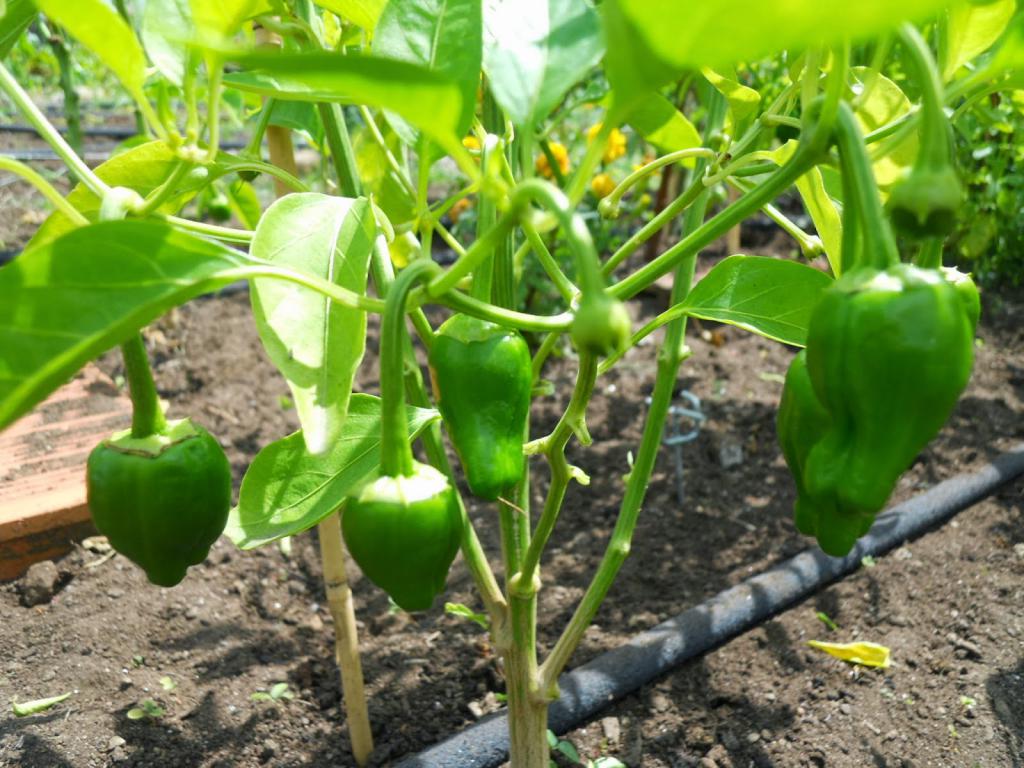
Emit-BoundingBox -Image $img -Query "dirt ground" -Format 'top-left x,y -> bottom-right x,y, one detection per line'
1,259 -> 1022,768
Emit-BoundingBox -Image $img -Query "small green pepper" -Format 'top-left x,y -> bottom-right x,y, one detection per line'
428,315 -> 531,500
342,463 -> 462,611
87,419 -> 231,587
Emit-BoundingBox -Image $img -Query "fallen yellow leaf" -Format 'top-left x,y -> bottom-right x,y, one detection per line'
808,640 -> 891,668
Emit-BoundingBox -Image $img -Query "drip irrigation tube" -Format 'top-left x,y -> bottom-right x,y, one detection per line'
396,444 -> 1024,768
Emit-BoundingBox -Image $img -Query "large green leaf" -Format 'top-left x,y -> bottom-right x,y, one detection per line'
681,255 -> 832,346
189,0 -> 259,40
34,0 -> 149,104
942,0 -> 1016,81
250,194 -> 375,455
0,0 -> 35,59
141,0 -> 192,86
373,0 -> 482,146
612,0 -> 952,73
482,0 -> 604,127
225,394 -> 440,549
0,221 -> 250,431
223,52 -> 465,158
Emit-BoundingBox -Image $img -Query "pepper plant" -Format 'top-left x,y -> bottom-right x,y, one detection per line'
0,1 -> 1020,766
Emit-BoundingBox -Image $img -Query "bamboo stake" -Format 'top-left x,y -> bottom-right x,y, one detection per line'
254,24 -> 374,766
317,513 -> 374,765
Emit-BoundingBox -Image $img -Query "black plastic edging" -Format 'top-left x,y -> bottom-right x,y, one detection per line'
396,444 -> 1024,768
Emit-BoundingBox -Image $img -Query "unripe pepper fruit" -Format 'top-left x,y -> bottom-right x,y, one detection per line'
428,315 -> 532,501
342,462 -> 462,612
802,264 -> 973,537
86,419 -> 232,587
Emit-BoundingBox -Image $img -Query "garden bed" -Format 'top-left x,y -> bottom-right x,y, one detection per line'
1,275 -> 1021,768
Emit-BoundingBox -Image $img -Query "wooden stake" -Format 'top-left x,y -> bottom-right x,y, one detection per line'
255,24 -> 374,766
317,513 -> 374,765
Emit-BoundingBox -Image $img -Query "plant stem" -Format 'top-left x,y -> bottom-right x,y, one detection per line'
164,216 -> 255,243
0,61 -> 109,198
522,219 -> 576,303
136,160 -> 192,218
833,102 -> 899,270
47,25 -> 83,156
369,241 -> 508,630
204,56 -> 224,162
610,147 -> 817,299
0,157 -> 88,224
379,259 -> 439,477
316,512 -> 374,766
898,23 -> 952,170
318,102 -> 362,197
121,333 -> 167,438
513,354 -> 598,593
539,91 -> 727,693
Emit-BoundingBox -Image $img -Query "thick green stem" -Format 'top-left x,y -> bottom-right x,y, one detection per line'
318,102 -> 363,197
121,333 -> 167,439
472,136 -> 498,303
378,259 -> 439,477
504,624 -> 547,768
898,24 -> 952,170
539,93 -> 726,693
522,220 -> 576,303
204,55 -> 224,162
916,237 -> 943,269
48,26 -> 82,156
513,354 -> 598,594
833,102 -> 899,270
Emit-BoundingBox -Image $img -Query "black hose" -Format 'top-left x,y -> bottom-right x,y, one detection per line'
395,444 -> 1024,768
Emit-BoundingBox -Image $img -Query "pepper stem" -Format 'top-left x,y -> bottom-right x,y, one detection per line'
898,24 -> 952,171
379,259 -> 440,478
832,102 -> 900,271
121,333 -> 167,439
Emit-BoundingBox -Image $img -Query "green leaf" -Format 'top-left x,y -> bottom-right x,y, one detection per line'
250,194 -> 375,455
625,91 -> 701,154
34,0 -> 149,104
141,0 -> 193,86
601,0 -> 679,105
483,0 -> 604,127
702,67 -> 761,129
444,601 -> 490,629
612,0 -> 952,72
11,693 -> 72,717
942,0 -> 1016,81
554,740 -> 580,762
373,0 -> 482,146
223,52 -> 465,158
189,0 -> 259,41
225,394 -> 440,549
763,141 -> 842,275
680,255 -> 833,346
314,0 -> 386,31
850,66 -> 917,189
353,120 -> 416,225
0,221 -> 250,431
27,141 -> 199,249
268,100 -> 325,146
224,179 -> 262,229
0,0 -> 35,59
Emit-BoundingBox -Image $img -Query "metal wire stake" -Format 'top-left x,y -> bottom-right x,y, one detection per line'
661,390 -> 705,504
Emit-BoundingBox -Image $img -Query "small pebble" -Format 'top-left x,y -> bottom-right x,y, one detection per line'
107,736 -> 126,751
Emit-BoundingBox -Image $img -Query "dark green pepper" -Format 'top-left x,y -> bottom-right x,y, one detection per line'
776,350 -> 830,539
342,462 -> 462,611
342,258 -> 463,611
798,264 -> 973,554
428,315 -> 531,500
86,418 -> 231,587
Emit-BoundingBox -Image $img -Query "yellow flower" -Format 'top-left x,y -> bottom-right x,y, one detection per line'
587,123 -> 627,164
462,135 -> 481,151
590,172 -> 616,199
449,197 -> 473,223
536,142 -> 570,179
